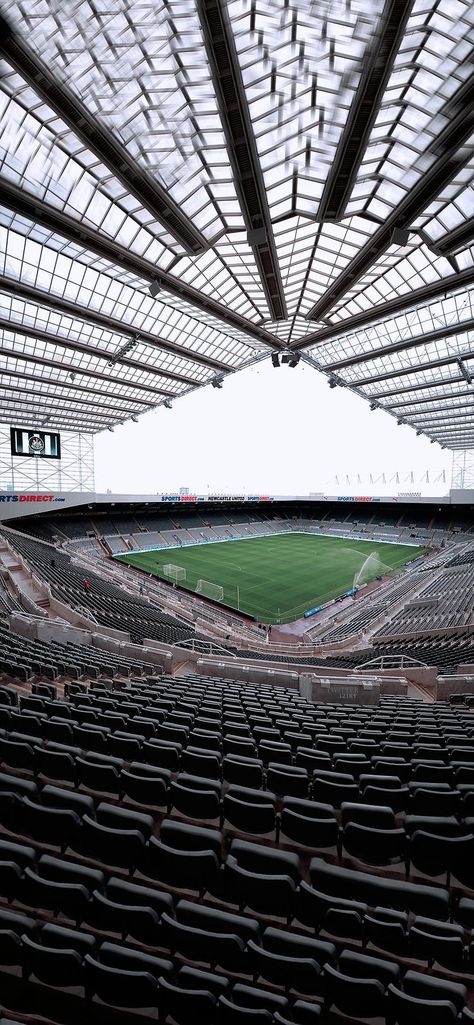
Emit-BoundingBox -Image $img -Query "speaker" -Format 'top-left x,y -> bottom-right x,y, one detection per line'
390,227 -> 410,246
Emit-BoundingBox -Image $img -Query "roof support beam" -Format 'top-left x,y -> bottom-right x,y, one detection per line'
0,316 -> 199,388
386,391 -> 474,410
353,350 -> 474,387
408,413 -> 474,428
372,376 -> 466,398
293,267 -> 474,350
0,379 -> 139,418
0,366 -> 156,409
306,61 -> 474,320
321,318 -> 474,372
318,0 -> 414,222
0,179 -> 279,350
0,16 -> 208,256
0,393 -> 117,425
425,218 -> 474,258
0,346 -> 174,399
0,401 -> 112,430
0,274 -> 226,374
196,0 -> 287,322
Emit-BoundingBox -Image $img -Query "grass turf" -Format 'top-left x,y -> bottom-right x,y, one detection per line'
114,533 -> 428,624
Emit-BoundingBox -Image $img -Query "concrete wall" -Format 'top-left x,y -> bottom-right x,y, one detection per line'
300,674 -> 380,704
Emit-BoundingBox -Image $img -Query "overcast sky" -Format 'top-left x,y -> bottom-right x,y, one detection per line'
94,359 -> 452,497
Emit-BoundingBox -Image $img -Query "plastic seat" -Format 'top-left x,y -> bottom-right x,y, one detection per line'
140,836 -> 219,892
313,776 -> 359,808
224,786 -> 276,835
120,768 -> 169,806
84,891 -> 160,944
341,802 -> 395,830
105,875 -> 173,918
85,942 -> 173,1008
76,756 -> 120,794
280,798 -> 338,850
323,963 -> 386,1019
342,822 -> 408,866
71,815 -> 146,869
295,880 -> 366,939
222,982 -> 289,1019
23,923 -> 95,988
161,912 -> 247,972
34,745 -> 77,784
182,747 -> 222,780
225,855 -> 295,918
267,763 -> 309,799
364,908 -> 407,956
22,797 -> 81,849
223,755 -> 264,789
409,917 -> 465,970
171,775 -> 221,821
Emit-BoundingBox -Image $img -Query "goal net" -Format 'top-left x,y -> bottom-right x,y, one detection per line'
196,579 -> 224,602
163,563 -> 186,583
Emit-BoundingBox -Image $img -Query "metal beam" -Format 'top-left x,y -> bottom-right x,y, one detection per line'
396,400 -> 474,417
197,0 -> 287,322
372,376 -> 466,398
353,350 -> 474,387
0,316 -> 199,388
322,318 -> 474,372
0,400 -> 111,429
0,275 -> 226,374
0,380 -> 135,418
408,414 -> 474,427
386,391 -> 474,410
0,179 -> 279,349
426,218 -> 474,258
306,61 -> 474,321
0,366 -> 156,409
0,15 -> 209,256
0,346 -> 174,399
318,0 -> 414,222
293,267 -> 474,350
0,369 -> 152,407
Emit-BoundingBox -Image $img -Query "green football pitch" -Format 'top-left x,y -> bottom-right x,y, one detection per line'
114,533 -> 428,624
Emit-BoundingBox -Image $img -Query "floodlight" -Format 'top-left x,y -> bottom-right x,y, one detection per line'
288,353 -> 300,368
370,401 -> 378,411
149,280 -> 161,298
163,399 -> 173,409
271,354 -> 280,368
131,415 -> 138,422
212,378 -> 223,389
328,377 -> 337,388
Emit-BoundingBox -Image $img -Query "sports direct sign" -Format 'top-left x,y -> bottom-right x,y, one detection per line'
0,494 -> 66,504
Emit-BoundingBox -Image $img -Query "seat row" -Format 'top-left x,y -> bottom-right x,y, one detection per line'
0,842 -> 473,1024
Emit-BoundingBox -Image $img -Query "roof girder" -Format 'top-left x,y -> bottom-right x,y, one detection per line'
318,0 -> 414,222
322,317 -> 474,372
0,179 -> 280,350
353,350 -> 474,387
0,275 -> 228,374
305,60 -> 474,320
425,217 -> 474,258
0,379 -> 140,418
196,0 -> 287,322
0,316 -> 201,388
0,345 -> 174,398
386,391 -> 474,410
0,15 -> 209,256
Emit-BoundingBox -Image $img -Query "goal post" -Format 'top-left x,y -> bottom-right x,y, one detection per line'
196,579 -> 224,602
162,563 -> 186,583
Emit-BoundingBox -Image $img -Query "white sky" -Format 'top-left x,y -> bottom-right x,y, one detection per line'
94,360 -> 452,497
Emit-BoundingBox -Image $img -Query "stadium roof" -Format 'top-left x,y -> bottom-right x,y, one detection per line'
0,0 -> 473,446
